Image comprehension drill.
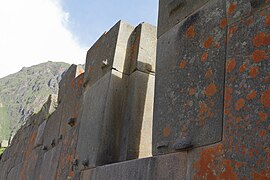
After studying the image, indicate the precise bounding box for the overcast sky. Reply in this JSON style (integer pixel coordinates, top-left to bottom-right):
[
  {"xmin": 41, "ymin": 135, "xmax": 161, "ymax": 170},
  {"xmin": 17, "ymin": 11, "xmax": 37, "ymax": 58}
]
[{"xmin": 0, "ymin": 0, "xmax": 158, "ymax": 78}]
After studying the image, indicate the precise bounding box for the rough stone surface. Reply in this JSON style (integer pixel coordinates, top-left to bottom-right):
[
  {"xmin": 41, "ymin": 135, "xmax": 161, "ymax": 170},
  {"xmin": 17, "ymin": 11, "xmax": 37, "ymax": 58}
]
[
  {"xmin": 158, "ymin": 0, "xmax": 210, "ymax": 37},
  {"xmin": 128, "ymin": 23, "xmax": 157, "ymax": 74},
  {"xmin": 39, "ymin": 144, "xmax": 62, "ymax": 180},
  {"xmin": 42, "ymin": 108, "xmax": 62, "ymax": 150},
  {"xmin": 84, "ymin": 21, "xmax": 134, "ymax": 89},
  {"xmin": 226, "ymin": 0, "xmax": 270, "ymax": 24},
  {"xmin": 80, "ymin": 152, "xmax": 187, "ymax": 180},
  {"xmin": 76, "ymin": 70, "xmax": 128, "ymax": 169},
  {"xmin": 34, "ymin": 120, "xmax": 46, "ymax": 148},
  {"xmin": 119, "ymin": 71, "xmax": 155, "ymax": 161},
  {"xmin": 0, "ymin": 3, "xmax": 269, "ymax": 179},
  {"xmin": 153, "ymin": 0, "xmax": 226, "ymax": 155}
]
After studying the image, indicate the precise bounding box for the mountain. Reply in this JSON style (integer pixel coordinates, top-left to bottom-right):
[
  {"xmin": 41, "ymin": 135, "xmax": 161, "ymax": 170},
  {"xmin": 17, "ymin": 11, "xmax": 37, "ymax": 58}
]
[{"xmin": 0, "ymin": 61, "xmax": 71, "ymax": 141}]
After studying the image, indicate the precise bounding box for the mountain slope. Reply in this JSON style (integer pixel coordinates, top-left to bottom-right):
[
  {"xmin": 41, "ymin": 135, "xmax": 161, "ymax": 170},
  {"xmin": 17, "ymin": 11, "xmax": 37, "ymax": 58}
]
[{"xmin": 0, "ymin": 61, "xmax": 70, "ymax": 141}]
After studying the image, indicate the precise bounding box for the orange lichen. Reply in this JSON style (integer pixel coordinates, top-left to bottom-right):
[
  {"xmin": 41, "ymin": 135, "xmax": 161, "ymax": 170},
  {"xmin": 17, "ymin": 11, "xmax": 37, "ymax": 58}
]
[
  {"xmin": 227, "ymin": 3, "xmax": 237, "ymax": 15},
  {"xmin": 204, "ymin": 36, "xmax": 214, "ymax": 48},
  {"xmin": 193, "ymin": 144, "xmax": 238, "ymax": 179},
  {"xmin": 163, "ymin": 127, "xmax": 170, "ymax": 137},
  {"xmin": 247, "ymin": 18, "xmax": 254, "ymax": 25},
  {"xmin": 239, "ymin": 63, "xmax": 247, "ymax": 73},
  {"xmin": 228, "ymin": 26, "xmax": 238, "ymax": 38},
  {"xmin": 249, "ymin": 66, "xmax": 259, "ymax": 78},
  {"xmin": 252, "ymin": 50, "xmax": 268, "ymax": 63},
  {"xmin": 266, "ymin": 13, "xmax": 270, "ymax": 26},
  {"xmin": 186, "ymin": 25, "xmax": 195, "ymax": 39},
  {"xmin": 258, "ymin": 111, "xmax": 267, "ymax": 122},
  {"xmin": 225, "ymin": 87, "xmax": 233, "ymax": 102},
  {"xmin": 199, "ymin": 101, "xmax": 208, "ymax": 113},
  {"xmin": 189, "ymin": 88, "xmax": 195, "ymax": 96},
  {"xmin": 205, "ymin": 83, "xmax": 217, "ymax": 97},
  {"xmin": 201, "ymin": 52, "xmax": 208, "ymax": 62},
  {"xmin": 235, "ymin": 98, "xmax": 245, "ymax": 111},
  {"xmin": 252, "ymin": 168, "xmax": 270, "ymax": 179},
  {"xmin": 261, "ymin": 87, "xmax": 270, "ymax": 108},
  {"xmin": 247, "ymin": 90, "xmax": 257, "ymax": 100},
  {"xmin": 252, "ymin": 32, "xmax": 270, "ymax": 47},
  {"xmin": 226, "ymin": 58, "xmax": 236, "ymax": 73},
  {"xmin": 259, "ymin": 130, "xmax": 266, "ymax": 137},
  {"xmin": 205, "ymin": 68, "xmax": 213, "ymax": 79},
  {"xmin": 220, "ymin": 18, "xmax": 228, "ymax": 29},
  {"xmin": 179, "ymin": 59, "xmax": 187, "ymax": 69}
]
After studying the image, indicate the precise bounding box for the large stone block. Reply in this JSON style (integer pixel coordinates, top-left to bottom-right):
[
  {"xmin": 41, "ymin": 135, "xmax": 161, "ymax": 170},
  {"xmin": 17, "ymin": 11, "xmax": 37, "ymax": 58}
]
[
  {"xmin": 34, "ymin": 120, "xmax": 46, "ymax": 148},
  {"xmin": 80, "ymin": 152, "xmax": 187, "ymax": 180},
  {"xmin": 84, "ymin": 21, "xmax": 134, "ymax": 89},
  {"xmin": 20, "ymin": 147, "xmax": 44, "ymax": 180},
  {"xmin": 56, "ymin": 126, "xmax": 80, "ymax": 180},
  {"xmin": 76, "ymin": 70, "xmax": 128, "ymax": 169},
  {"xmin": 153, "ymin": 0, "xmax": 226, "ymax": 155},
  {"xmin": 188, "ymin": 7, "xmax": 270, "ymax": 180},
  {"xmin": 39, "ymin": 144, "xmax": 62, "ymax": 180},
  {"xmin": 119, "ymin": 71, "xmax": 155, "ymax": 160},
  {"xmin": 43, "ymin": 107, "xmax": 62, "ymax": 150},
  {"xmin": 59, "ymin": 73, "xmax": 84, "ymax": 137},
  {"xmin": 158, "ymin": 0, "xmax": 210, "ymax": 37},
  {"xmin": 58, "ymin": 64, "xmax": 84, "ymax": 104},
  {"xmin": 128, "ymin": 23, "xmax": 157, "ymax": 74},
  {"xmin": 227, "ymin": 0, "xmax": 270, "ymax": 24}
]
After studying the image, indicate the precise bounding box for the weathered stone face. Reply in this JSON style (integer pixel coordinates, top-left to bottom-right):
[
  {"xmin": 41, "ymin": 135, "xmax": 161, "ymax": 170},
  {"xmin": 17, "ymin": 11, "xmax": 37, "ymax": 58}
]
[
  {"xmin": 84, "ymin": 21, "xmax": 134, "ymax": 89},
  {"xmin": 76, "ymin": 70, "xmax": 128, "ymax": 169},
  {"xmin": 119, "ymin": 71, "xmax": 155, "ymax": 161},
  {"xmin": 128, "ymin": 23, "xmax": 157, "ymax": 74},
  {"xmin": 158, "ymin": 0, "xmax": 211, "ymax": 37},
  {"xmin": 1, "ymin": 1, "xmax": 269, "ymax": 178},
  {"xmin": 153, "ymin": 0, "xmax": 226, "ymax": 155}
]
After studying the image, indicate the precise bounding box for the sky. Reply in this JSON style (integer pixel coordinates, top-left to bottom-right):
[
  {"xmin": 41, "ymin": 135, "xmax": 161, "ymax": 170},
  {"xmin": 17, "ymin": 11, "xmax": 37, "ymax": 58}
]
[{"xmin": 0, "ymin": 0, "xmax": 158, "ymax": 78}]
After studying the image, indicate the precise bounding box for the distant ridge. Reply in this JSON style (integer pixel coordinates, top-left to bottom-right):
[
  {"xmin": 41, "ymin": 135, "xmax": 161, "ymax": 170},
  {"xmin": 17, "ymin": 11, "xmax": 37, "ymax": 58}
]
[{"xmin": 0, "ymin": 61, "xmax": 70, "ymax": 141}]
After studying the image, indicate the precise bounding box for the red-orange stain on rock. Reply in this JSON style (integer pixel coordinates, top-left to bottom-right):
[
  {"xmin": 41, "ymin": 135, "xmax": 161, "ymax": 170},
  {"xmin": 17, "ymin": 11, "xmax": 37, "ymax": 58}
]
[
  {"xmin": 201, "ymin": 52, "xmax": 208, "ymax": 62},
  {"xmin": 252, "ymin": 50, "xmax": 268, "ymax": 63},
  {"xmin": 193, "ymin": 144, "xmax": 238, "ymax": 179},
  {"xmin": 227, "ymin": 3, "xmax": 237, "ymax": 15},
  {"xmin": 253, "ymin": 32, "xmax": 270, "ymax": 47},
  {"xmin": 266, "ymin": 13, "xmax": 270, "ymax": 26},
  {"xmin": 252, "ymin": 168, "xmax": 270, "ymax": 179},
  {"xmin": 189, "ymin": 87, "xmax": 195, "ymax": 96},
  {"xmin": 239, "ymin": 63, "xmax": 247, "ymax": 73},
  {"xmin": 228, "ymin": 26, "xmax": 238, "ymax": 38},
  {"xmin": 247, "ymin": 90, "xmax": 257, "ymax": 100},
  {"xmin": 226, "ymin": 58, "xmax": 236, "ymax": 73},
  {"xmin": 247, "ymin": 18, "xmax": 254, "ymax": 25},
  {"xmin": 220, "ymin": 18, "xmax": 228, "ymax": 29},
  {"xmin": 163, "ymin": 127, "xmax": 170, "ymax": 137},
  {"xmin": 204, "ymin": 36, "xmax": 214, "ymax": 48},
  {"xmin": 186, "ymin": 25, "xmax": 196, "ymax": 39},
  {"xmin": 205, "ymin": 68, "xmax": 213, "ymax": 79},
  {"xmin": 199, "ymin": 101, "xmax": 208, "ymax": 113},
  {"xmin": 235, "ymin": 98, "xmax": 245, "ymax": 111},
  {"xmin": 258, "ymin": 111, "xmax": 267, "ymax": 122},
  {"xmin": 225, "ymin": 87, "xmax": 233, "ymax": 102},
  {"xmin": 179, "ymin": 59, "xmax": 187, "ymax": 69},
  {"xmin": 261, "ymin": 87, "xmax": 270, "ymax": 108},
  {"xmin": 259, "ymin": 130, "xmax": 267, "ymax": 137},
  {"xmin": 205, "ymin": 83, "xmax": 217, "ymax": 97},
  {"xmin": 249, "ymin": 66, "xmax": 259, "ymax": 78}
]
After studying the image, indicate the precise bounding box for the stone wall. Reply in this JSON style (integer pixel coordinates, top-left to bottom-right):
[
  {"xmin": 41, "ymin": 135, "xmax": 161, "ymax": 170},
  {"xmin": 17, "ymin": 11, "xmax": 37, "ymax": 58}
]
[{"xmin": 0, "ymin": 0, "xmax": 269, "ymax": 179}]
